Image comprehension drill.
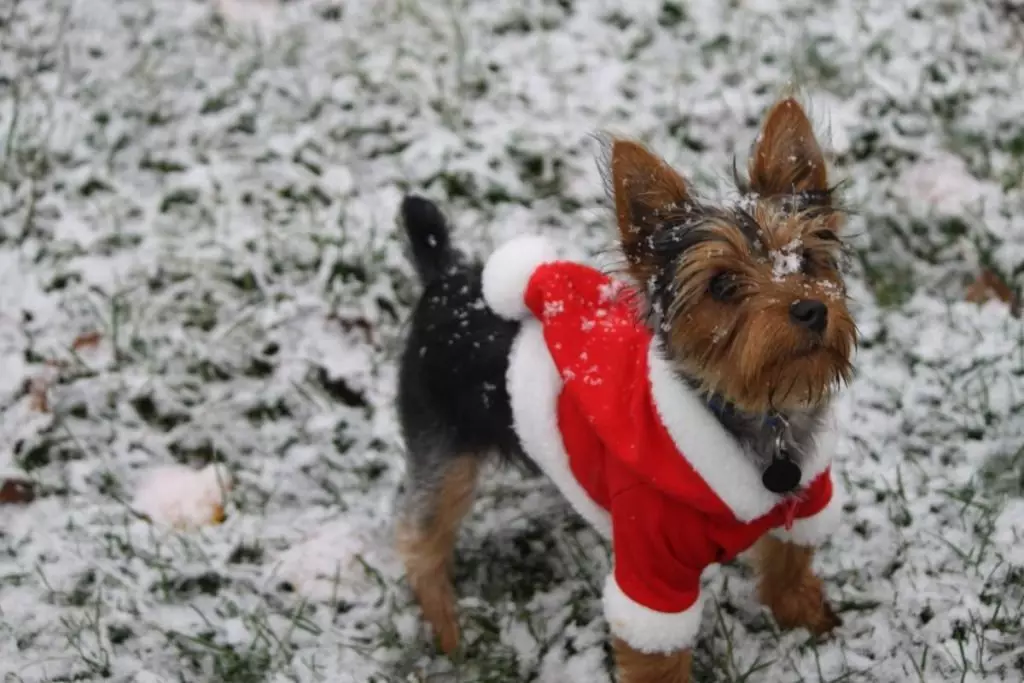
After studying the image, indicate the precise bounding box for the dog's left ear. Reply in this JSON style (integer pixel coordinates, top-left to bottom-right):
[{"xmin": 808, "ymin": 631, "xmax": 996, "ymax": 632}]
[
  {"xmin": 748, "ymin": 97, "xmax": 829, "ymax": 197},
  {"xmin": 610, "ymin": 139, "xmax": 692, "ymax": 283}
]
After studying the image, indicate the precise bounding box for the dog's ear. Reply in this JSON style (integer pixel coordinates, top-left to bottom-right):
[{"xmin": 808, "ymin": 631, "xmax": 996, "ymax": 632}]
[
  {"xmin": 748, "ymin": 97, "xmax": 828, "ymax": 197},
  {"xmin": 609, "ymin": 139, "xmax": 692, "ymax": 283}
]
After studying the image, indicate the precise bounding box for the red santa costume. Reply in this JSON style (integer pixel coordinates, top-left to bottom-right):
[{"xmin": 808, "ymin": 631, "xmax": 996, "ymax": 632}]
[{"xmin": 480, "ymin": 235, "xmax": 843, "ymax": 654}]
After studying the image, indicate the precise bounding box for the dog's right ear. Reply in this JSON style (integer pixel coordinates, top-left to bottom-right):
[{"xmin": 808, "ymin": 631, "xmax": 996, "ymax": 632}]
[{"xmin": 608, "ymin": 139, "xmax": 693, "ymax": 284}]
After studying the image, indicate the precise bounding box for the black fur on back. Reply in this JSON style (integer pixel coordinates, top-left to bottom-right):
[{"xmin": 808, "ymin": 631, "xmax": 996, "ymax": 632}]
[
  {"xmin": 397, "ymin": 196, "xmax": 531, "ymax": 480},
  {"xmin": 400, "ymin": 195, "xmax": 458, "ymax": 283}
]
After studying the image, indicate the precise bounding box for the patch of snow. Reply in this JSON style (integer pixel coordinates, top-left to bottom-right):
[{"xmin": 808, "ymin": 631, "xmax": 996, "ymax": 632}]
[
  {"xmin": 269, "ymin": 517, "xmax": 395, "ymax": 603},
  {"xmin": 214, "ymin": 0, "xmax": 286, "ymax": 40},
  {"xmin": 898, "ymin": 153, "xmax": 992, "ymax": 216},
  {"xmin": 133, "ymin": 463, "xmax": 232, "ymax": 529}
]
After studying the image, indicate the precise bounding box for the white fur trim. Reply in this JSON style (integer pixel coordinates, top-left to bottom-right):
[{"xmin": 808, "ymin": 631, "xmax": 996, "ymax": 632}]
[
  {"xmin": 507, "ymin": 321, "xmax": 612, "ymax": 537},
  {"xmin": 482, "ymin": 236, "xmax": 559, "ymax": 320},
  {"xmin": 603, "ymin": 574, "xmax": 703, "ymax": 653},
  {"xmin": 647, "ymin": 343, "xmax": 836, "ymax": 522},
  {"xmin": 771, "ymin": 479, "xmax": 844, "ymax": 546}
]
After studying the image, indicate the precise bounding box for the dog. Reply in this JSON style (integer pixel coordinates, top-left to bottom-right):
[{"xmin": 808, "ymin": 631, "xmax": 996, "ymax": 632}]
[{"xmin": 394, "ymin": 96, "xmax": 856, "ymax": 682}]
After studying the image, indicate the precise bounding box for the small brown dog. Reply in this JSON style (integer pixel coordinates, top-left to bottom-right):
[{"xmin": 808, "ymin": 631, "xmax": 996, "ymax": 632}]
[{"xmin": 395, "ymin": 96, "xmax": 855, "ymax": 682}]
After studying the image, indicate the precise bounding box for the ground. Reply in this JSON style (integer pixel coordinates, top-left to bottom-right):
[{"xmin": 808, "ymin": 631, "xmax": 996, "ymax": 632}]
[{"xmin": 1, "ymin": 0, "xmax": 1022, "ymax": 681}]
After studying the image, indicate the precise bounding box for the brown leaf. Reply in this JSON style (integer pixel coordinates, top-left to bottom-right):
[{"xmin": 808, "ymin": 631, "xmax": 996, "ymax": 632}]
[
  {"xmin": 28, "ymin": 377, "xmax": 49, "ymax": 412},
  {"xmin": 71, "ymin": 331, "xmax": 102, "ymax": 350},
  {"xmin": 27, "ymin": 360, "xmax": 63, "ymax": 413},
  {"xmin": 966, "ymin": 269, "xmax": 1020, "ymax": 317},
  {"xmin": 0, "ymin": 478, "xmax": 36, "ymax": 505}
]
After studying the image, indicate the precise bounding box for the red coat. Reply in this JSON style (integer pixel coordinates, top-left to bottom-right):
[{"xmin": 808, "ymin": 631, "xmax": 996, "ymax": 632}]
[{"xmin": 482, "ymin": 236, "xmax": 843, "ymax": 654}]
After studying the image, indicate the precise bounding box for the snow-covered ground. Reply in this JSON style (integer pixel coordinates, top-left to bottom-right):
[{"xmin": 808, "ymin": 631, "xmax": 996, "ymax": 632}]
[{"xmin": 1, "ymin": 0, "xmax": 1022, "ymax": 681}]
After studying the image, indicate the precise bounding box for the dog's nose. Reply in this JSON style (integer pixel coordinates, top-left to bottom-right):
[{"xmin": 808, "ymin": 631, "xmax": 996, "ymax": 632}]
[{"xmin": 789, "ymin": 299, "xmax": 828, "ymax": 334}]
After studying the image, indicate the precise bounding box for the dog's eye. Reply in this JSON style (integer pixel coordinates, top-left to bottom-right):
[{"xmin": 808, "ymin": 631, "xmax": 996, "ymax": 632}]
[
  {"xmin": 709, "ymin": 273, "xmax": 739, "ymax": 302},
  {"xmin": 802, "ymin": 250, "xmax": 838, "ymax": 275}
]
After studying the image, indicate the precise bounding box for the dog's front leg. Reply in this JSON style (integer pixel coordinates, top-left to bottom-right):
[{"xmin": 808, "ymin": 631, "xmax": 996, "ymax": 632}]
[
  {"xmin": 753, "ymin": 534, "xmax": 841, "ymax": 636},
  {"xmin": 613, "ymin": 639, "xmax": 691, "ymax": 683}
]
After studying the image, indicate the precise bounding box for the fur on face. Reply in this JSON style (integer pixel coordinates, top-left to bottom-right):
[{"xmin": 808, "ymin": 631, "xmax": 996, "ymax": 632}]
[{"xmin": 607, "ymin": 97, "xmax": 857, "ymax": 414}]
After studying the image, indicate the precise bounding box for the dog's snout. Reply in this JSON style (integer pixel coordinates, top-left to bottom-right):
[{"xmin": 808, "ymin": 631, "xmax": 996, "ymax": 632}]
[{"xmin": 789, "ymin": 299, "xmax": 828, "ymax": 334}]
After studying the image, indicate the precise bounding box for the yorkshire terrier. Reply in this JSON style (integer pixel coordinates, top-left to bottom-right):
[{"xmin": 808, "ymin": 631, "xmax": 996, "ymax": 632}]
[{"xmin": 394, "ymin": 97, "xmax": 856, "ymax": 683}]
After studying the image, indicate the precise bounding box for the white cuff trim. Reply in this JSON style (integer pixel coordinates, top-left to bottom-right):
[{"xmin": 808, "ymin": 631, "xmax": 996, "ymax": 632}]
[
  {"xmin": 771, "ymin": 483, "xmax": 844, "ymax": 546},
  {"xmin": 602, "ymin": 575, "xmax": 703, "ymax": 654},
  {"xmin": 481, "ymin": 235, "xmax": 558, "ymax": 320}
]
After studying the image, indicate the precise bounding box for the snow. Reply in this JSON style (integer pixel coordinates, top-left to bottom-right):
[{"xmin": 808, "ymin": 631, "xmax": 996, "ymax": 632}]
[
  {"xmin": 898, "ymin": 152, "xmax": 994, "ymax": 216},
  {"xmin": 770, "ymin": 238, "xmax": 805, "ymax": 281},
  {"xmin": 0, "ymin": 0, "xmax": 1022, "ymax": 681},
  {"xmin": 269, "ymin": 517, "xmax": 398, "ymax": 604},
  {"xmin": 133, "ymin": 463, "xmax": 232, "ymax": 529}
]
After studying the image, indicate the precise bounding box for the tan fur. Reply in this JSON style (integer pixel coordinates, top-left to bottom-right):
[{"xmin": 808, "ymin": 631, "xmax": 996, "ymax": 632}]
[
  {"xmin": 748, "ymin": 97, "xmax": 829, "ymax": 198},
  {"xmin": 753, "ymin": 535, "xmax": 842, "ymax": 635},
  {"xmin": 613, "ymin": 638, "xmax": 692, "ymax": 683},
  {"xmin": 396, "ymin": 457, "xmax": 480, "ymax": 655}
]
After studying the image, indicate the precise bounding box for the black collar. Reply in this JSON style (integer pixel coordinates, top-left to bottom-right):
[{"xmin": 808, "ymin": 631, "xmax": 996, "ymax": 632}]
[
  {"xmin": 703, "ymin": 392, "xmax": 803, "ymax": 495},
  {"xmin": 704, "ymin": 392, "xmax": 786, "ymax": 432}
]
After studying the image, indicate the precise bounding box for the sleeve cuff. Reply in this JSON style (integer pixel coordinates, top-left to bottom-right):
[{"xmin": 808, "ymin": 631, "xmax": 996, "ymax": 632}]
[
  {"xmin": 602, "ymin": 574, "xmax": 703, "ymax": 654},
  {"xmin": 771, "ymin": 483, "xmax": 844, "ymax": 547}
]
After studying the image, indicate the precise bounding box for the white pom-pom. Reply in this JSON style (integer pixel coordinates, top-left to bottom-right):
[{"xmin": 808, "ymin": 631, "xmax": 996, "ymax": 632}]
[{"xmin": 481, "ymin": 236, "xmax": 559, "ymax": 320}]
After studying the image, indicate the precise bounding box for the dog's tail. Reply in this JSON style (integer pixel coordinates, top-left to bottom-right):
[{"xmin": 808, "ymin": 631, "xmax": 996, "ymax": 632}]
[{"xmin": 400, "ymin": 195, "xmax": 457, "ymax": 283}]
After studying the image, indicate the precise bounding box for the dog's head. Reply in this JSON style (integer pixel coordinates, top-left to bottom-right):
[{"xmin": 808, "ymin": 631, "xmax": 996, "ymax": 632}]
[{"xmin": 607, "ymin": 97, "xmax": 856, "ymax": 414}]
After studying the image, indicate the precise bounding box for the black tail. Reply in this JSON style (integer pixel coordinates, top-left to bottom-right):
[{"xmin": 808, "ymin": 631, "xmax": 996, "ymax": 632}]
[{"xmin": 400, "ymin": 195, "xmax": 458, "ymax": 283}]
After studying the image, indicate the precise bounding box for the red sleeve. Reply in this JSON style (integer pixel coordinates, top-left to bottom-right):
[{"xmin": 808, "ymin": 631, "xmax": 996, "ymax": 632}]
[
  {"xmin": 602, "ymin": 484, "xmax": 713, "ymax": 652},
  {"xmin": 612, "ymin": 486, "xmax": 708, "ymax": 613}
]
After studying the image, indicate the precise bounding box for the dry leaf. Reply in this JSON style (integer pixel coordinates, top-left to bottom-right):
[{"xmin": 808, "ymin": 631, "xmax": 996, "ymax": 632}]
[
  {"xmin": 966, "ymin": 269, "xmax": 1019, "ymax": 317},
  {"xmin": 28, "ymin": 377, "xmax": 50, "ymax": 412},
  {"xmin": 0, "ymin": 478, "xmax": 36, "ymax": 505},
  {"xmin": 72, "ymin": 331, "xmax": 102, "ymax": 350}
]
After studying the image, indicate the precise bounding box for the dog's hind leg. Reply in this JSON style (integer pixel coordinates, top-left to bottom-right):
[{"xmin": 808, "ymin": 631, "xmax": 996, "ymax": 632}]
[{"xmin": 396, "ymin": 452, "xmax": 481, "ymax": 655}]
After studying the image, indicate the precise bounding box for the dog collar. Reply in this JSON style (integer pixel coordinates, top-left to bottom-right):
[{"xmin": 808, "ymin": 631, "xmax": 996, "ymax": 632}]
[{"xmin": 703, "ymin": 393, "xmax": 802, "ymax": 495}]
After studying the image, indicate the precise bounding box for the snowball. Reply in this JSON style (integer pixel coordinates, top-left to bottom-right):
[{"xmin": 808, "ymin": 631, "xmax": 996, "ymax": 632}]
[{"xmin": 133, "ymin": 463, "xmax": 232, "ymax": 530}]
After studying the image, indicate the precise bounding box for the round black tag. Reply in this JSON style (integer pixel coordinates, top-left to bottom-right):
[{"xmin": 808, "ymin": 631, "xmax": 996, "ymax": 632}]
[{"xmin": 762, "ymin": 458, "xmax": 802, "ymax": 494}]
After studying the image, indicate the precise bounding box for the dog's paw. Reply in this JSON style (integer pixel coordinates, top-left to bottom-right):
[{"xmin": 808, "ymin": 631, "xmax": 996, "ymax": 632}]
[
  {"xmin": 430, "ymin": 607, "xmax": 461, "ymax": 656},
  {"xmin": 762, "ymin": 577, "xmax": 842, "ymax": 638},
  {"xmin": 812, "ymin": 598, "xmax": 844, "ymax": 635}
]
